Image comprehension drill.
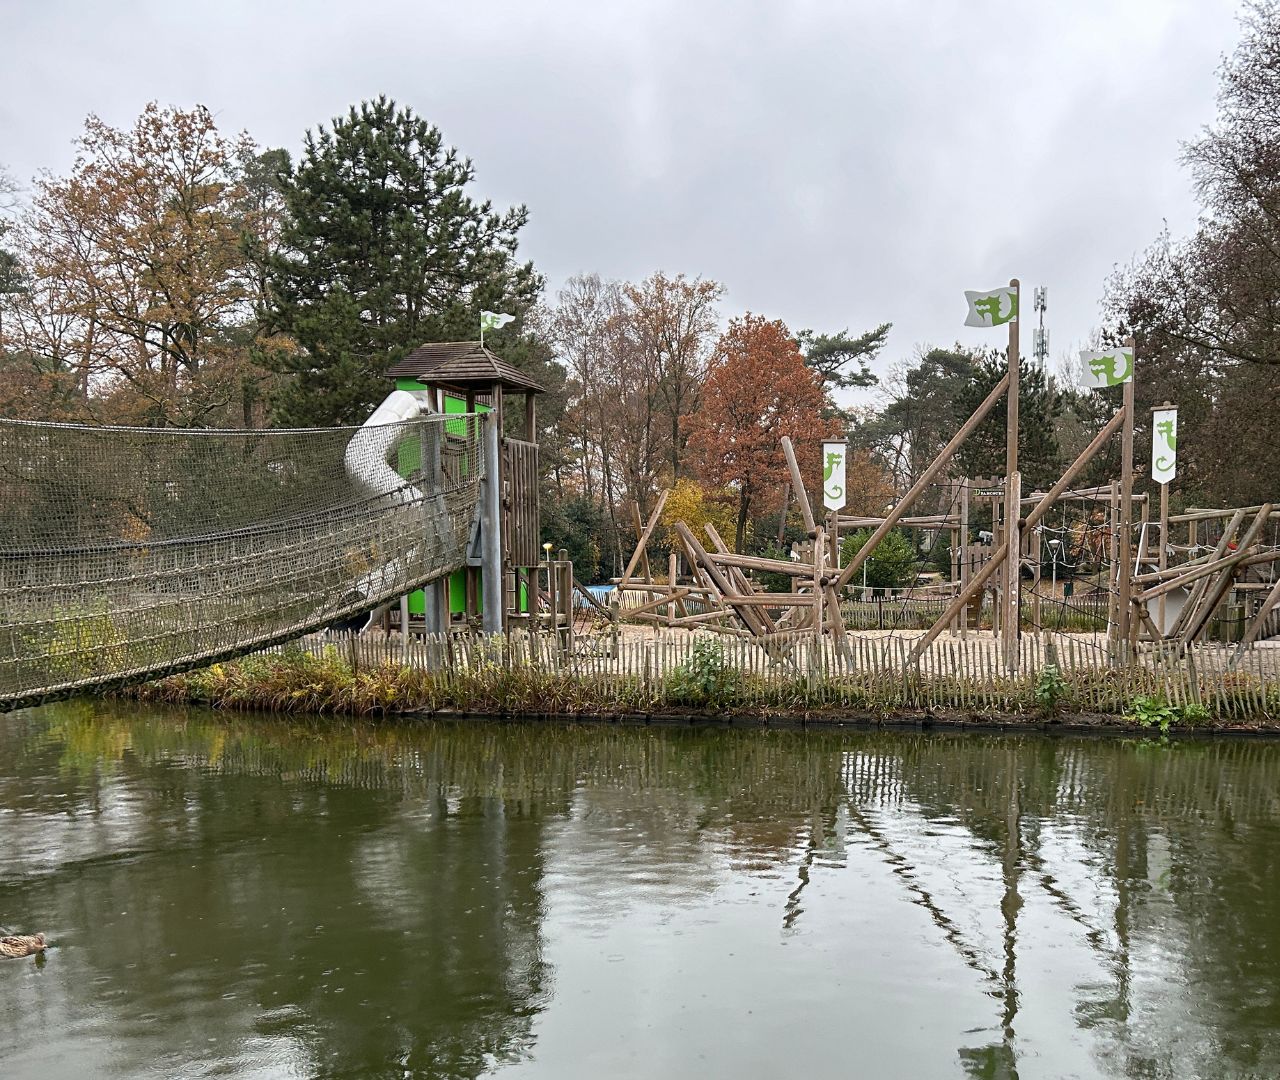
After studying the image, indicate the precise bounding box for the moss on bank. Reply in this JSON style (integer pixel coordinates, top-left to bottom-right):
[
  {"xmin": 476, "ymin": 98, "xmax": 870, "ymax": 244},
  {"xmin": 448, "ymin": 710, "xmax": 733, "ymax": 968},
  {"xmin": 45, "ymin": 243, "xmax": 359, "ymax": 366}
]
[{"xmin": 121, "ymin": 643, "xmax": 1280, "ymax": 733}]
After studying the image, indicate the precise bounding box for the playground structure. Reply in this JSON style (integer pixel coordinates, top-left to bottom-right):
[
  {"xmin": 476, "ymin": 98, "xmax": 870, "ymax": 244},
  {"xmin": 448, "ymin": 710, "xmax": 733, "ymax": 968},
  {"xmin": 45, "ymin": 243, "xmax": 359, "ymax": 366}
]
[
  {"xmin": 0, "ymin": 342, "xmax": 579, "ymax": 710},
  {"xmin": 3, "ymin": 303, "xmax": 1279, "ymax": 711},
  {"xmin": 614, "ymin": 281, "xmax": 1280, "ymax": 667}
]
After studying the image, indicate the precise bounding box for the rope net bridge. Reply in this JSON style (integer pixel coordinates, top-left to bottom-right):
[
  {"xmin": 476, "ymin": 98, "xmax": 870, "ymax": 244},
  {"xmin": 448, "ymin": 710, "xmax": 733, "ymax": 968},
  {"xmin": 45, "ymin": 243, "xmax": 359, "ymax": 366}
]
[{"xmin": 0, "ymin": 411, "xmax": 486, "ymax": 710}]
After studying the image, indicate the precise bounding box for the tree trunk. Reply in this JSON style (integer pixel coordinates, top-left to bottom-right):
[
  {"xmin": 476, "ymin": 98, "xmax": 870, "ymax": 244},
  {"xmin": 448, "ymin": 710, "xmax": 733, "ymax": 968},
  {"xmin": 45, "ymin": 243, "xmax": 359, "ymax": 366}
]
[{"xmin": 735, "ymin": 490, "xmax": 751, "ymax": 554}]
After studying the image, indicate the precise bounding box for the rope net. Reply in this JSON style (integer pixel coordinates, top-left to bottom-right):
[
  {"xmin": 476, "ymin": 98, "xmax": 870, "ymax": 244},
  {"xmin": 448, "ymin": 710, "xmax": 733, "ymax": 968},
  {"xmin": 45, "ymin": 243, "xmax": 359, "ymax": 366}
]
[{"xmin": 0, "ymin": 413, "xmax": 486, "ymax": 709}]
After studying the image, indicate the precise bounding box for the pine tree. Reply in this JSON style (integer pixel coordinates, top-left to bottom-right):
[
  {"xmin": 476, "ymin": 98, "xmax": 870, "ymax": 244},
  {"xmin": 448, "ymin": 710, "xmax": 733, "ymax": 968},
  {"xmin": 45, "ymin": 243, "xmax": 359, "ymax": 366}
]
[{"xmin": 267, "ymin": 97, "xmax": 542, "ymax": 425}]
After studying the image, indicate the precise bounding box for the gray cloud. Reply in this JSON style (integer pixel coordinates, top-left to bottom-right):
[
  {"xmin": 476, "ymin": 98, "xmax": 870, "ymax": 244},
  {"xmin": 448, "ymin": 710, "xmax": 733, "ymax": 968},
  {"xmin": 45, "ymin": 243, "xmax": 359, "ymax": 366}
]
[{"xmin": 0, "ymin": 0, "xmax": 1243, "ymax": 398}]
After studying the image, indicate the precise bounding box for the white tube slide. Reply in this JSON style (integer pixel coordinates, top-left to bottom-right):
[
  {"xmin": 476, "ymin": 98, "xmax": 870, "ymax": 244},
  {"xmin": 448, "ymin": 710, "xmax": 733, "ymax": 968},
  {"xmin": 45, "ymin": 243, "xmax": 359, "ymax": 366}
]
[{"xmin": 343, "ymin": 389, "xmax": 433, "ymax": 505}]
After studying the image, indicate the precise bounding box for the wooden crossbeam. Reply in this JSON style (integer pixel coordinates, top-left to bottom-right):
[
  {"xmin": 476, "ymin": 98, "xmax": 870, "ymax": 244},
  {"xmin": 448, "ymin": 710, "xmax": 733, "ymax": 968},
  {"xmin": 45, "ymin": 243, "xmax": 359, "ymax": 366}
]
[
  {"xmin": 1179, "ymin": 504, "xmax": 1273, "ymax": 645},
  {"xmin": 835, "ymin": 371, "xmax": 1012, "ymax": 592},
  {"xmin": 617, "ymin": 490, "xmax": 669, "ymax": 586}
]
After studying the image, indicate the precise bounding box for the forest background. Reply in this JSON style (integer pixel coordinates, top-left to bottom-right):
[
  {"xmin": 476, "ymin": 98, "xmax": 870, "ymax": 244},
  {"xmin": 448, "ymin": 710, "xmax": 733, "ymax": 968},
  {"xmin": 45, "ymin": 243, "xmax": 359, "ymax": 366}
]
[{"xmin": 1, "ymin": 6, "xmax": 1277, "ymax": 582}]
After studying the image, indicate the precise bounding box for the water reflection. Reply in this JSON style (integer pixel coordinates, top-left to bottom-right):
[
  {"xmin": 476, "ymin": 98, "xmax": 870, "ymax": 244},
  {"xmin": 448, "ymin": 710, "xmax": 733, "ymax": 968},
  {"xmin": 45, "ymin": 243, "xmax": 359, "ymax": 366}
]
[{"xmin": 1, "ymin": 704, "xmax": 1279, "ymax": 1078}]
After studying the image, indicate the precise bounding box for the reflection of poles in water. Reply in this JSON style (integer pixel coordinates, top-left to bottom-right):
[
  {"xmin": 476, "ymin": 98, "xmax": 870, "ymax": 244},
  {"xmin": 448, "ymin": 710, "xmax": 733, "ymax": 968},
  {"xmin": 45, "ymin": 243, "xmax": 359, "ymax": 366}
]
[
  {"xmin": 1113, "ymin": 819, "xmax": 1133, "ymax": 1026},
  {"xmin": 783, "ymin": 806, "xmax": 840, "ymax": 930},
  {"xmin": 999, "ymin": 749, "xmax": 1023, "ymax": 1062},
  {"xmin": 840, "ymin": 800, "xmax": 1002, "ymax": 989}
]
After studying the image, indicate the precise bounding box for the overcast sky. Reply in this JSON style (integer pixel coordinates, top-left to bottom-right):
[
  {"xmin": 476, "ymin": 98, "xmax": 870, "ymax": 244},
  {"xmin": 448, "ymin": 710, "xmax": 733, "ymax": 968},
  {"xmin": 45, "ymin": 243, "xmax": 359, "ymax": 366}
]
[{"xmin": 0, "ymin": 0, "xmax": 1244, "ymax": 399}]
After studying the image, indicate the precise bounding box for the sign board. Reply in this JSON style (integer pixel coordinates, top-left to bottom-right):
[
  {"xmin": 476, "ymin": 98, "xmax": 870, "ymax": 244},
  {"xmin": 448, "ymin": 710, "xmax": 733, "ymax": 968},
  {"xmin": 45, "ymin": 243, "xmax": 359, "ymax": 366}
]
[
  {"xmin": 1152, "ymin": 406, "xmax": 1177, "ymax": 485},
  {"xmin": 822, "ymin": 442, "xmax": 847, "ymax": 511},
  {"xmin": 976, "ymin": 488, "xmax": 1004, "ymax": 498}
]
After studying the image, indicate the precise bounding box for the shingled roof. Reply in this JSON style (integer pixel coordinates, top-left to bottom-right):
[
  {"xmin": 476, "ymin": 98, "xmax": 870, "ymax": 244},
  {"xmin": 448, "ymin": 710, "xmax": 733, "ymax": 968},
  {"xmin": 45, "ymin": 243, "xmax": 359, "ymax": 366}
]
[{"xmin": 384, "ymin": 341, "xmax": 544, "ymax": 394}]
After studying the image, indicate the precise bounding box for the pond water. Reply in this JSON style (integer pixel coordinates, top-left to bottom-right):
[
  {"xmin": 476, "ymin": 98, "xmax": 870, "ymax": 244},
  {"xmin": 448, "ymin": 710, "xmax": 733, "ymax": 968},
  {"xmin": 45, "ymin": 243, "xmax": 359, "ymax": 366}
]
[{"xmin": 2, "ymin": 703, "xmax": 1280, "ymax": 1079}]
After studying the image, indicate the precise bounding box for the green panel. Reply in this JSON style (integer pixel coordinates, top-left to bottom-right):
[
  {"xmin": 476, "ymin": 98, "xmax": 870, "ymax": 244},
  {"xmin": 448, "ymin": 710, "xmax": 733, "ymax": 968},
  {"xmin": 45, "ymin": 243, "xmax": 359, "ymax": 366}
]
[{"xmin": 389, "ymin": 381, "xmax": 487, "ymax": 619}]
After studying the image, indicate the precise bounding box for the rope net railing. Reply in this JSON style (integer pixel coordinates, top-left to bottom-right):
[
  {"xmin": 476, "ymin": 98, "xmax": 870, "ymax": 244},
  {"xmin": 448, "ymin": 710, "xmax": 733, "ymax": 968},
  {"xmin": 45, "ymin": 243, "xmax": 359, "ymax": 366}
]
[{"xmin": 0, "ymin": 412, "xmax": 486, "ymax": 709}]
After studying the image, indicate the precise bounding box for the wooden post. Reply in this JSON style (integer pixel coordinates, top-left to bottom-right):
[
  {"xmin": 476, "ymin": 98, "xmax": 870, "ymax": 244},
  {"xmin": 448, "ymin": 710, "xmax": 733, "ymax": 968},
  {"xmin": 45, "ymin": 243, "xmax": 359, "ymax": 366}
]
[
  {"xmin": 1107, "ymin": 482, "xmax": 1121, "ymax": 660},
  {"xmin": 813, "ymin": 525, "xmax": 825, "ymax": 643},
  {"xmin": 480, "ymin": 413, "xmax": 503, "ymax": 634},
  {"xmin": 1004, "ymin": 471, "xmax": 1022, "ymax": 671},
  {"xmin": 619, "ymin": 491, "xmax": 669, "ymax": 584},
  {"xmin": 909, "ymin": 406, "xmax": 1127, "ymax": 661},
  {"xmin": 959, "ymin": 478, "xmax": 970, "ymax": 634},
  {"xmin": 780, "ymin": 436, "xmax": 817, "ymax": 537},
  {"xmin": 1154, "ymin": 481, "xmax": 1171, "ymax": 635},
  {"xmin": 668, "ymin": 552, "xmax": 678, "ymax": 628},
  {"xmin": 1002, "ymin": 279, "xmax": 1021, "ymax": 669},
  {"xmin": 1116, "ymin": 345, "xmax": 1136, "ymax": 659}
]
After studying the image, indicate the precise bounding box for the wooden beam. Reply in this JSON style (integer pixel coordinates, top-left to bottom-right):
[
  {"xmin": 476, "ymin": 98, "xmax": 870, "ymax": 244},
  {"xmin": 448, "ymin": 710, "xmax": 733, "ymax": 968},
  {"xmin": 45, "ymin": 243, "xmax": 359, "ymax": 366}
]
[
  {"xmin": 911, "ymin": 404, "xmax": 1127, "ymax": 662},
  {"xmin": 674, "ymin": 522, "xmax": 772, "ymax": 639},
  {"xmin": 780, "ymin": 436, "xmax": 817, "ymax": 537},
  {"xmin": 704, "ymin": 523, "xmax": 776, "ymax": 633},
  {"xmin": 834, "ymin": 369, "xmax": 1012, "ymax": 591},
  {"xmin": 1179, "ymin": 504, "xmax": 1273, "ymax": 645},
  {"xmin": 1115, "ymin": 359, "xmax": 1136, "ymax": 654},
  {"xmin": 1169, "ymin": 507, "xmax": 1246, "ymax": 638},
  {"xmin": 617, "ymin": 490, "xmax": 669, "ymax": 585},
  {"xmin": 706, "ymin": 550, "xmax": 813, "ymax": 576},
  {"xmin": 1231, "ymin": 573, "xmax": 1280, "ymax": 664}
]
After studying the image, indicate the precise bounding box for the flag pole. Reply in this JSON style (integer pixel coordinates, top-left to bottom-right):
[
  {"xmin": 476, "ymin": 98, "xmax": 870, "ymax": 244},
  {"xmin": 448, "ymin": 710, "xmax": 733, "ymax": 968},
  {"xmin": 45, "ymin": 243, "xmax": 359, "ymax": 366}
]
[
  {"xmin": 1115, "ymin": 337, "xmax": 1136, "ymax": 663},
  {"xmin": 1003, "ymin": 278, "xmax": 1021, "ymax": 672}
]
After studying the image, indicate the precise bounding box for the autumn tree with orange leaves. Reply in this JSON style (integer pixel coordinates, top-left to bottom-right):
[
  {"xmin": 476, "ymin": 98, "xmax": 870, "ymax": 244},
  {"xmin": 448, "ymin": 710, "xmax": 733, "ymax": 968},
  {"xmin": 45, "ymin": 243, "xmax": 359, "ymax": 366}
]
[
  {"xmin": 687, "ymin": 314, "xmax": 840, "ymax": 552},
  {"xmin": 5, "ymin": 104, "xmax": 281, "ymax": 426}
]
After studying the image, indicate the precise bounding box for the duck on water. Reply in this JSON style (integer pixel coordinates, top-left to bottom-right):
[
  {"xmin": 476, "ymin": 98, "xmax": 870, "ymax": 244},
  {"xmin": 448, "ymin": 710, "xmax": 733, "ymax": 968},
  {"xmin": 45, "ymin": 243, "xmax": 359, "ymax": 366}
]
[{"xmin": 1, "ymin": 934, "xmax": 46, "ymax": 958}]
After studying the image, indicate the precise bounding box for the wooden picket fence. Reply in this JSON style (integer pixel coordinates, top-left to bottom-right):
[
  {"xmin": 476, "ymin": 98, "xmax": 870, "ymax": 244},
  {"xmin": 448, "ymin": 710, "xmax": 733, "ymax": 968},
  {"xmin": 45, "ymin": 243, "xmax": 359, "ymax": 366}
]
[{"xmin": 258, "ymin": 628, "xmax": 1280, "ymax": 721}]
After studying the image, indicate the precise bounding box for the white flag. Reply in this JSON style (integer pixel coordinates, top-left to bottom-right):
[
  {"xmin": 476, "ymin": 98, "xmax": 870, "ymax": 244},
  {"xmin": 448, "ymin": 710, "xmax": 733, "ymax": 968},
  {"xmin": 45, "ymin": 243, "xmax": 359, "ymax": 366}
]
[
  {"xmin": 964, "ymin": 287, "xmax": 1019, "ymax": 328},
  {"xmin": 481, "ymin": 310, "xmax": 515, "ymax": 333},
  {"xmin": 1080, "ymin": 348, "xmax": 1134, "ymax": 389},
  {"xmin": 822, "ymin": 441, "xmax": 847, "ymax": 511},
  {"xmin": 1152, "ymin": 406, "xmax": 1177, "ymax": 485}
]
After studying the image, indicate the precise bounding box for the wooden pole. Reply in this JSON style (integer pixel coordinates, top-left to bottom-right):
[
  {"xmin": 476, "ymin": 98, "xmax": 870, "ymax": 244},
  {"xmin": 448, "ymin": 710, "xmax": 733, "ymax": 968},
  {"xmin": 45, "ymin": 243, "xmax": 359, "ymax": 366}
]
[
  {"xmin": 1002, "ymin": 279, "xmax": 1021, "ymax": 670},
  {"xmin": 780, "ymin": 436, "xmax": 817, "ymax": 537},
  {"xmin": 1116, "ymin": 343, "xmax": 1136, "ymax": 659},
  {"xmin": 1004, "ymin": 471, "xmax": 1022, "ymax": 670},
  {"xmin": 667, "ymin": 552, "xmax": 678, "ymax": 627},
  {"xmin": 959, "ymin": 478, "xmax": 970, "ymax": 634},
  {"xmin": 813, "ymin": 525, "xmax": 825, "ymax": 644},
  {"xmin": 1107, "ymin": 482, "xmax": 1121, "ymax": 660},
  {"xmin": 833, "ymin": 370, "xmax": 1012, "ymax": 591},
  {"xmin": 910, "ymin": 405, "xmax": 1127, "ymax": 661},
  {"xmin": 618, "ymin": 491, "xmax": 669, "ymax": 584},
  {"xmin": 1158, "ymin": 481, "xmax": 1170, "ymax": 634},
  {"xmin": 1179, "ymin": 504, "xmax": 1273, "ymax": 645}
]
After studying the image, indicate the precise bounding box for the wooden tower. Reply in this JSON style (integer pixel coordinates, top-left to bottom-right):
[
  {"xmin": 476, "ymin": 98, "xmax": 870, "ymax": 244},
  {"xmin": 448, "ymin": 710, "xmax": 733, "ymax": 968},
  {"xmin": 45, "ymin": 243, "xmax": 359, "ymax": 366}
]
[{"xmin": 384, "ymin": 341, "xmax": 544, "ymax": 631}]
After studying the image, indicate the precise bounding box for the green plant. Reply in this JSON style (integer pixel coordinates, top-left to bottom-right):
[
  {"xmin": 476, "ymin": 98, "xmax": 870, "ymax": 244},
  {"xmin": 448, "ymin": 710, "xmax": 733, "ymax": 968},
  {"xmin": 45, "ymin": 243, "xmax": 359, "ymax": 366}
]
[
  {"xmin": 665, "ymin": 639, "xmax": 742, "ymax": 710},
  {"xmin": 1033, "ymin": 665, "xmax": 1068, "ymax": 716},
  {"xmin": 753, "ymin": 542, "xmax": 796, "ymax": 593},
  {"xmin": 1125, "ymin": 694, "xmax": 1215, "ymax": 733},
  {"xmin": 840, "ymin": 528, "xmax": 917, "ymax": 591},
  {"xmin": 1125, "ymin": 695, "xmax": 1178, "ymax": 733}
]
